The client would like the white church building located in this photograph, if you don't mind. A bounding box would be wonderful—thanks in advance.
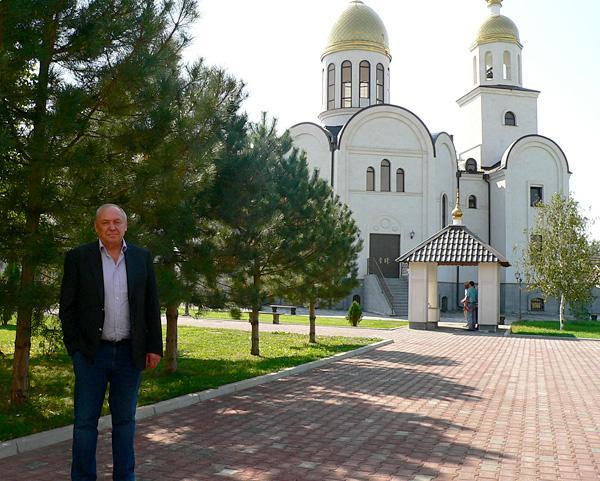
[289,0,570,317]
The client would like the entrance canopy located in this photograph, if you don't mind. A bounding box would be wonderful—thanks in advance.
[397,215,510,331]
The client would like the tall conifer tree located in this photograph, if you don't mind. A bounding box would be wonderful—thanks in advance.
[0,0,198,403]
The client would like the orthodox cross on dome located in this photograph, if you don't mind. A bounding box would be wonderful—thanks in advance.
[452,191,464,226]
[486,0,502,15]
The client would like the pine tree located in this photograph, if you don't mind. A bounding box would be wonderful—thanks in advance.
[0,0,198,403]
[211,114,331,355]
[521,192,600,329]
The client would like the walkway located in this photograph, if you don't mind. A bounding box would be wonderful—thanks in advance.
[2,324,600,480]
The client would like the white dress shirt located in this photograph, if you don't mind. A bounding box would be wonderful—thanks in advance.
[99,239,131,341]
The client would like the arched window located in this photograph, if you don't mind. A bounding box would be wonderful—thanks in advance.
[396,168,405,193]
[505,111,516,126]
[341,61,352,108]
[380,160,390,192]
[473,56,477,85]
[360,60,370,107]
[485,52,493,80]
[376,63,384,104]
[327,63,335,110]
[468,195,477,209]
[465,158,477,173]
[366,167,375,191]
[503,51,512,80]
[441,194,448,228]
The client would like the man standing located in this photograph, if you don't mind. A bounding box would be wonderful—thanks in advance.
[59,204,163,481]
[467,280,478,330]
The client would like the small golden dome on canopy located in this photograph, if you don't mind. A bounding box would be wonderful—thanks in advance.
[452,192,464,223]
[475,14,521,48]
[323,0,390,60]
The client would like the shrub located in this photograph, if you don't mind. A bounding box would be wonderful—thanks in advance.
[346,301,362,327]
[229,307,242,320]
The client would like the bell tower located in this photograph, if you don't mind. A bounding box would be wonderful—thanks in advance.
[456,0,540,168]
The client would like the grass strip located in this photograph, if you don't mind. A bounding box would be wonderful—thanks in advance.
[0,324,379,441]
[510,320,600,339]
[194,310,408,329]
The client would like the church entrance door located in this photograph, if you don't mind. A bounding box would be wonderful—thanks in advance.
[369,233,400,278]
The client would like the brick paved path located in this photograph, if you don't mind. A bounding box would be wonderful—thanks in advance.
[3,326,600,480]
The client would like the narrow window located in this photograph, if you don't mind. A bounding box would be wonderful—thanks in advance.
[473,56,477,85]
[530,298,545,312]
[396,168,405,193]
[503,51,512,80]
[360,61,370,107]
[505,111,516,126]
[441,194,448,228]
[465,158,477,173]
[518,54,522,84]
[468,195,477,209]
[327,63,335,110]
[485,52,493,80]
[530,186,543,206]
[380,159,390,192]
[366,167,375,191]
[341,61,352,108]
[376,63,384,104]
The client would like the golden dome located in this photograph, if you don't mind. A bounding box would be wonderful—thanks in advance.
[475,14,522,47]
[452,192,463,222]
[323,0,390,60]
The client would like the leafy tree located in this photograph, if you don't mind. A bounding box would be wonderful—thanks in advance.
[0,0,198,403]
[211,114,330,355]
[521,192,600,329]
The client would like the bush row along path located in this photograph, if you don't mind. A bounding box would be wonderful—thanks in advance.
[2,320,600,480]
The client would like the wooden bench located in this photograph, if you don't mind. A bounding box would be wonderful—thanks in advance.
[270,304,297,315]
[248,311,282,324]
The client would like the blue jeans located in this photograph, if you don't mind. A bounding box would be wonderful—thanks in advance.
[72,342,141,481]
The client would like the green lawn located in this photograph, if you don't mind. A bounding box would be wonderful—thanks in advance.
[511,320,600,339]
[192,310,408,329]
[0,322,379,441]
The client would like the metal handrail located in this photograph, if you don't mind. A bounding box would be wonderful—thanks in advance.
[367,258,395,315]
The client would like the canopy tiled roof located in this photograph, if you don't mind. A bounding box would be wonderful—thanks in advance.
[397,225,510,267]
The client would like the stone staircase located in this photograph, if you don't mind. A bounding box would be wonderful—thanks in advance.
[384,277,409,318]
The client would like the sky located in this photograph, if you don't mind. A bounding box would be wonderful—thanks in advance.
[185,0,600,239]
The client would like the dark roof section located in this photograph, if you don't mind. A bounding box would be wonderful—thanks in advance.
[397,225,510,267]
[325,125,343,145]
[337,103,437,157]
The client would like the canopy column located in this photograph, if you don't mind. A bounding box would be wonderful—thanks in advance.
[408,262,438,330]
[478,263,501,331]
[427,263,439,327]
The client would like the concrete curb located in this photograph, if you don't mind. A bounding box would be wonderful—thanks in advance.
[0,339,393,460]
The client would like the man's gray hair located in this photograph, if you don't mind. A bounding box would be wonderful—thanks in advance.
[95,204,128,223]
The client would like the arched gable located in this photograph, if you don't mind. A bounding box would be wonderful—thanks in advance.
[289,122,334,184]
[501,134,571,174]
[337,104,436,156]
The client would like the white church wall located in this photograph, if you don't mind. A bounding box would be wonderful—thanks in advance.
[480,89,538,166]
[289,123,332,184]
[460,175,489,243]
[455,94,483,166]
[502,137,569,282]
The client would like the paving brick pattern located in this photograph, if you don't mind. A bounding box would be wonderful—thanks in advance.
[3,327,600,480]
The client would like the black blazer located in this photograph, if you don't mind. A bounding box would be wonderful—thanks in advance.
[59,241,163,370]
